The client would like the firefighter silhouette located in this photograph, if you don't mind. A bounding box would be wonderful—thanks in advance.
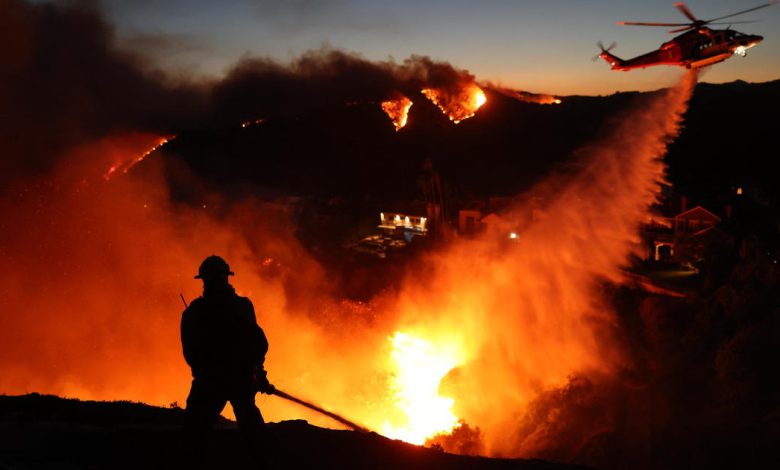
[181,255,274,463]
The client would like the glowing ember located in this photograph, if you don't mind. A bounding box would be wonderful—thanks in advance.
[421,84,486,123]
[103,136,173,180]
[241,118,265,128]
[498,89,562,105]
[382,332,463,444]
[381,97,413,131]
[526,94,561,105]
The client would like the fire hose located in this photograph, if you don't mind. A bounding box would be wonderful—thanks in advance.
[267,388,371,434]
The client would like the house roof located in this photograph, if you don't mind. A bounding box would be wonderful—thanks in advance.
[675,205,721,223]
[480,213,506,224]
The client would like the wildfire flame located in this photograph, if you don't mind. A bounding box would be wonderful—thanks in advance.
[381,97,413,131]
[421,84,486,123]
[517,92,561,105]
[492,88,562,105]
[381,332,464,444]
[103,136,173,180]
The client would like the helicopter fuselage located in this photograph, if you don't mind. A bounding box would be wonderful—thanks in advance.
[601,27,764,71]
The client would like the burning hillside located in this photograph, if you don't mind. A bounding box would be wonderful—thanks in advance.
[104,136,174,180]
[421,84,487,123]
[381,97,413,131]
[496,88,562,105]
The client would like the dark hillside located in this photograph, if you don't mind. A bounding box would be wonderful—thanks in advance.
[0,394,589,470]
[152,87,642,203]
[150,80,780,207]
[667,79,780,199]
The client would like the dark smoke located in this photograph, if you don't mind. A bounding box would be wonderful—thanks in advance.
[0,0,478,189]
[211,49,476,124]
[0,0,205,187]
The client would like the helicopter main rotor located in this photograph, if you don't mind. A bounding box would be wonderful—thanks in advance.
[617,1,776,33]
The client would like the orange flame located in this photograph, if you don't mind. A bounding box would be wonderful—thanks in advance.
[516,92,562,105]
[421,84,486,123]
[380,332,464,444]
[381,97,413,131]
[103,135,173,180]
[492,88,562,105]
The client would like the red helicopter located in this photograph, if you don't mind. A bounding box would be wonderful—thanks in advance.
[598,1,775,71]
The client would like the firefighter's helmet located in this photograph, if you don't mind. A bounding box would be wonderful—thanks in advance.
[194,255,234,280]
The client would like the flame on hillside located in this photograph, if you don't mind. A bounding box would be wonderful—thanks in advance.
[491,87,562,105]
[515,91,561,105]
[380,332,465,444]
[103,136,174,180]
[381,97,413,131]
[421,84,486,123]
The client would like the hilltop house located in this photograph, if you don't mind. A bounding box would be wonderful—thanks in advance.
[645,205,722,263]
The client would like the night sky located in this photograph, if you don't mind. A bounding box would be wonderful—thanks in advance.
[100,0,780,95]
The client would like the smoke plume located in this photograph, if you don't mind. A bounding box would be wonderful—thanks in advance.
[0,0,483,190]
[0,0,204,188]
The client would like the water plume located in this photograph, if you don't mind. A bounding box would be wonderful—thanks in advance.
[384,71,698,456]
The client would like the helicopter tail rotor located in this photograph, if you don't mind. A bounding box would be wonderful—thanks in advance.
[593,41,617,62]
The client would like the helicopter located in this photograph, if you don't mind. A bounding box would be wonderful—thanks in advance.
[598,1,776,71]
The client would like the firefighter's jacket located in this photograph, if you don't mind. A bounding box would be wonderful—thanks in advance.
[181,285,268,381]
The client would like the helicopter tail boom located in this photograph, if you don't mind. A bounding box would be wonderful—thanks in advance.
[599,50,626,70]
